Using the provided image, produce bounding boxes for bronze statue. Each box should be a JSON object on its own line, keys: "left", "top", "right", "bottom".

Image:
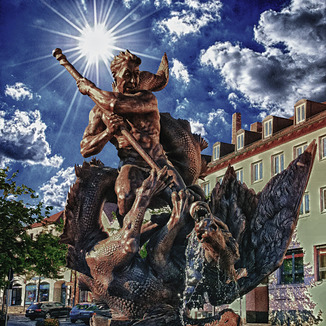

{"left": 53, "top": 48, "right": 316, "bottom": 325}
{"left": 77, "top": 50, "right": 188, "bottom": 219}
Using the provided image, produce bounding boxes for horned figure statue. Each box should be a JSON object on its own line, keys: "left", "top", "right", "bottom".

{"left": 54, "top": 48, "right": 316, "bottom": 325}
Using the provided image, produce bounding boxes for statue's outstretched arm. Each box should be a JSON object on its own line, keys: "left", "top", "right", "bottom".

{"left": 80, "top": 107, "right": 124, "bottom": 157}
{"left": 77, "top": 78, "right": 116, "bottom": 111}
{"left": 77, "top": 78, "right": 158, "bottom": 115}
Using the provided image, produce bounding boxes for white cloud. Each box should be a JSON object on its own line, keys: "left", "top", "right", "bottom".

{"left": 200, "top": 0, "right": 326, "bottom": 116}
{"left": 40, "top": 167, "right": 75, "bottom": 210}
{"left": 228, "top": 93, "right": 238, "bottom": 110}
{"left": 254, "top": 0, "right": 326, "bottom": 57}
{"left": 175, "top": 97, "right": 190, "bottom": 114}
{"left": 80, "top": 0, "right": 87, "bottom": 11}
{"left": 122, "top": 0, "right": 151, "bottom": 8}
{"left": 171, "top": 58, "right": 190, "bottom": 85}
{"left": 0, "top": 109, "right": 63, "bottom": 167}
{"left": 228, "top": 92, "right": 250, "bottom": 111}
{"left": 154, "top": 0, "right": 171, "bottom": 7}
{"left": 4, "top": 82, "right": 34, "bottom": 101}
{"left": 189, "top": 118, "right": 207, "bottom": 136}
{"left": 157, "top": 0, "right": 222, "bottom": 42}
{"left": 207, "top": 109, "right": 228, "bottom": 125}
{"left": 0, "top": 157, "right": 13, "bottom": 169}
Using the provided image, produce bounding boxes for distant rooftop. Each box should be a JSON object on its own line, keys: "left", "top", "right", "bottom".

{"left": 30, "top": 211, "right": 63, "bottom": 229}
{"left": 207, "top": 98, "right": 326, "bottom": 174}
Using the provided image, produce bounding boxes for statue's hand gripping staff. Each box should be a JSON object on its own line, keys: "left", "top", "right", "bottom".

{"left": 52, "top": 48, "right": 161, "bottom": 172}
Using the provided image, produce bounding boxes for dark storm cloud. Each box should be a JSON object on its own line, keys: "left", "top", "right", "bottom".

{"left": 0, "top": 109, "right": 63, "bottom": 168}
{"left": 200, "top": 0, "right": 326, "bottom": 117}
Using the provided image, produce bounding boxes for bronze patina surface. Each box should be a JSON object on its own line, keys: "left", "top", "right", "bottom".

{"left": 54, "top": 49, "right": 316, "bottom": 325}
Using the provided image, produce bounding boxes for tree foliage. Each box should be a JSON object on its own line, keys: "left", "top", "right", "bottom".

{"left": 0, "top": 167, "right": 67, "bottom": 289}
{"left": 27, "top": 228, "right": 67, "bottom": 279}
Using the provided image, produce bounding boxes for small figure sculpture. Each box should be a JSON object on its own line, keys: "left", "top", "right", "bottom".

{"left": 53, "top": 48, "right": 316, "bottom": 325}
{"left": 190, "top": 201, "right": 247, "bottom": 283}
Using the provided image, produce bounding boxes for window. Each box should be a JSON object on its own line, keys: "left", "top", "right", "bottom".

{"left": 39, "top": 282, "right": 50, "bottom": 301}
{"left": 272, "top": 152, "right": 284, "bottom": 175}
{"left": 237, "top": 133, "right": 244, "bottom": 150}
{"left": 321, "top": 187, "right": 326, "bottom": 212}
{"left": 11, "top": 284, "right": 22, "bottom": 306}
{"left": 294, "top": 143, "right": 308, "bottom": 158}
{"left": 252, "top": 161, "right": 263, "bottom": 183}
{"left": 236, "top": 169, "right": 243, "bottom": 183}
{"left": 264, "top": 119, "right": 272, "bottom": 138}
{"left": 280, "top": 249, "right": 304, "bottom": 284}
{"left": 25, "top": 284, "right": 37, "bottom": 305}
{"left": 202, "top": 182, "right": 210, "bottom": 197}
{"left": 300, "top": 193, "right": 310, "bottom": 216}
{"left": 79, "top": 290, "right": 91, "bottom": 303}
{"left": 213, "top": 144, "right": 220, "bottom": 161}
{"left": 319, "top": 135, "right": 326, "bottom": 160}
{"left": 296, "top": 104, "right": 305, "bottom": 124}
{"left": 315, "top": 245, "right": 326, "bottom": 281}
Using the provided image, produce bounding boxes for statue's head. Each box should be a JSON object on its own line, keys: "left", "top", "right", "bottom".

{"left": 111, "top": 50, "right": 141, "bottom": 94}
{"left": 189, "top": 201, "right": 211, "bottom": 222}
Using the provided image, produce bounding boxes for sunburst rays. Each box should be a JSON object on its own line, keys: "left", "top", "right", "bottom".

{"left": 25, "top": 0, "right": 161, "bottom": 145}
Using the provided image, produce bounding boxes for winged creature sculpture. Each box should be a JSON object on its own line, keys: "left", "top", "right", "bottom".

{"left": 56, "top": 49, "right": 316, "bottom": 325}
{"left": 184, "top": 141, "right": 316, "bottom": 311}
{"left": 60, "top": 141, "right": 316, "bottom": 325}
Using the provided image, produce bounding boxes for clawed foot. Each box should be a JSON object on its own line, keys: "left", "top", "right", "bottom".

{"left": 168, "top": 189, "right": 194, "bottom": 229}
{"left": 137, "top": 166, "right": 173, "bottom": 199}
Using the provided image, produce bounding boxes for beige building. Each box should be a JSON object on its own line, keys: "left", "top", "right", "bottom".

{"left": 201, "top": 99, "right": 326, "bottom": 324}
{"left": 5, "top": 211, "right": 91, "bottom": 311}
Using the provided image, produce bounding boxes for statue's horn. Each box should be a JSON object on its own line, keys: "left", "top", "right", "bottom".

{"left": 138, "top": 53, "right": 169, "bottom": 92}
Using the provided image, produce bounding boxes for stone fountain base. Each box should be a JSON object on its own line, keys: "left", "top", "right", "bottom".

{"left": 90, "top": 309, "right": 242, "bottom": 326}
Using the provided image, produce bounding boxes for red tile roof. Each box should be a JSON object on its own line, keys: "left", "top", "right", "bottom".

{"left": 30, "top": 211, "right": 64, "bottom": 229}
{"left": 207, "top": 109, "right": 326, "bottom": 174}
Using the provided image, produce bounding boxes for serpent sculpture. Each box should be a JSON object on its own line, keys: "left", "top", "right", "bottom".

{"left": 56, "top": 49, "right": 316, "bottom": 325}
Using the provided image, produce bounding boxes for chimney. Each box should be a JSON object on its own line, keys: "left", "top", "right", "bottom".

{"left": 250, "top": 122, "right": 262, "bottom": 133}
{"left": 232, "top": 112, "right": 241, "bottom": 144}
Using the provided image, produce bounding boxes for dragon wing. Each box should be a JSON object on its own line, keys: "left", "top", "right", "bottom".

{"left": 185, "top": 141, "right": 316, "bottom": 306}
{"left": 239, "top": 140, "right": 316, "bottom": 293}
{"left": 60, "top": 159, "right": 118, "bottom": 276}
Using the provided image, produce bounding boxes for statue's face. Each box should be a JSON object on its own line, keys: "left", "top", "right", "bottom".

{"left": 190, "top": 201, "right": 211, "bottom": 222}
{"left": 115, "top": 61, "right": 140, "bottom": 94}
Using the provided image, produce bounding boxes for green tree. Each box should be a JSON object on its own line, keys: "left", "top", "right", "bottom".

{"left": 27, "top": 227, "right": 67, "bottom": 301}
{"left": 0, "top": 167, "right": 67, "bottom": 291}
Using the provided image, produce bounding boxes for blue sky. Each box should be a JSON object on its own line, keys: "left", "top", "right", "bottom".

{"left": 0, "top": 0, "right": 325, "bottom": 212}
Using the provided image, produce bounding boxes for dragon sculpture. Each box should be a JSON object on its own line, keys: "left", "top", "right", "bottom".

{"left": 61, "top": 140, "right": 316, "bottom": 325}
{"left": 57, "top": 50, "right": 317, "bottom": 325}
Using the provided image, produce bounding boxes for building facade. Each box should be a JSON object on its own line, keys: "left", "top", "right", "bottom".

{"left": 201, "top": 99, "right": 326, "bottom": 324}
{"left": 3, "top": 211, "right": 92, "bottom": 311}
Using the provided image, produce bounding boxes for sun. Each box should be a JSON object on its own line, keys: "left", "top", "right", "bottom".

{"left": 35, "top": 0, "right": 160, "bottom": 144}
{"left": 78, "top": 24, "right": 116, "bottom": 64}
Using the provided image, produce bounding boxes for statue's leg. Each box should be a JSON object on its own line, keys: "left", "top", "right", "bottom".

{"left": 115, "top": 164, "right": 148, "bottom": 217}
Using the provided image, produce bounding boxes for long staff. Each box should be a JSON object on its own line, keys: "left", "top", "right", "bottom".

{"left": 52, "top": 48, "right": 160, "bottom": 172}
